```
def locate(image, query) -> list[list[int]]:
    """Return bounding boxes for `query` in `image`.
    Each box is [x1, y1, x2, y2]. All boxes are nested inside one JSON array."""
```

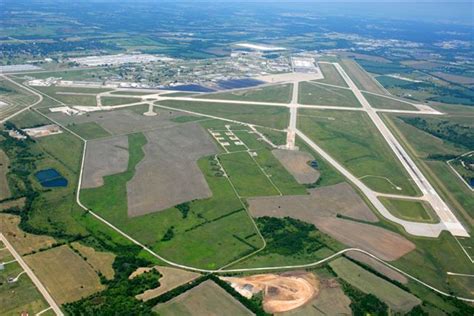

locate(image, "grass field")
[[379, 197, 438, 223], [339, 59, 387, 95], [0, 261, 50, 316], [70, 242, 116, 280], [196, 84, 293, 103], [298, 81, 361, 107], [157, 99, 289, 129], [152, 280, 252, 315], [100, 96, 141, 106], [363, 92, 418, 111], [81, 133, 263, 269], [0, 149, 11, 200], [24, 245, 104, 304], [8, 109, 50, 128], [0, 78, 38, 120], [297, 109, 419, 196], [66, 121, 111, 140], [33, 86, 98, 106], [330, 257, 421, 313], [218, 151, 280, 197], [317, 62, 348, 87]]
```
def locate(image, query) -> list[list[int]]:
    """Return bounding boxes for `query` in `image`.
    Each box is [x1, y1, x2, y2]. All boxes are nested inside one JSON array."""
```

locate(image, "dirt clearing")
[[81, 136, 129, 189], [153, 279, 253, 315], [132, 266, 200, 301], [222, 271, 319, 313], [127, 123, 217, 216], [0, 197, 25, 211], [24, 245, 104, 304], [272, 149, 320, 184]]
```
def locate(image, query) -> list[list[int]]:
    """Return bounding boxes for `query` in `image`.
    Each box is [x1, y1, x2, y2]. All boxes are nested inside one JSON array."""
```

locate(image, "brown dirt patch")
[[0, 197, 25, 211], [0, 213, 56, 255], [81, 136, 129, 189], [133, 266, 200, 301], [0, 149, 11, 200], [24, 245, 104, 304], [346, 252, 408, 284], [70, 242, 116, 280], [222, 271, 319, 313], [126, 123, 217, 217], [248, 182, 377, 222], [272, 149, 320, 184]]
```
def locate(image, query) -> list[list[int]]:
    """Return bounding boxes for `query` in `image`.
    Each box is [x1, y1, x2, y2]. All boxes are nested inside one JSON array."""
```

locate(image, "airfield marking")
[[447, 272, 474, 277]]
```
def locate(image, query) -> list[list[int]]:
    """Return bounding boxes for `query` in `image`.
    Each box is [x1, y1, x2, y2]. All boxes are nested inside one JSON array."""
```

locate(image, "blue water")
[[35, 168, 68, 188]]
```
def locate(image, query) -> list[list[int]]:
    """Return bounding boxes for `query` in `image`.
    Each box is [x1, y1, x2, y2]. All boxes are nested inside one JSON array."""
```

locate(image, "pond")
[[35, 168, 68, 188]]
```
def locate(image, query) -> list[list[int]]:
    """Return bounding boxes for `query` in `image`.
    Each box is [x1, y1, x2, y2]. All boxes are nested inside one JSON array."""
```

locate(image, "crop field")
[[298, 109, 419, 196], [330, 257, 421, 313], [339, 59, 387, 95], [0, 261, 50, 316], [152, 280, 253, 315], [196, 83, 293, 103], [157, 99, 289, 129], [379, 197, 438, 223], [363, 92, 418, 111], [298, 81, 361, 107], [70, 242, 116, 280], [24, 245, 104, 305], [0, 149, 11, 200], [347, 252, 408, 284], [66, 122, 111, 140], [317, 62, 348, 87]]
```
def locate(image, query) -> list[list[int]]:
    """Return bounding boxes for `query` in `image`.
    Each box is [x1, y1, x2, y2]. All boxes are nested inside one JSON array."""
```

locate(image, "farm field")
[[363, 92, 418, 111], [298, 81, 361, 107], [330, 257, 421, 313], [316, 62, 348, 87], [152, 280, 253, 315], [297, 109, 419, 196], [70, 242, 116, 280], [379, 197, 438, 223], [196, 83, 293, 103], [157, 99, 289, 129], [24, 245, 104, 305]]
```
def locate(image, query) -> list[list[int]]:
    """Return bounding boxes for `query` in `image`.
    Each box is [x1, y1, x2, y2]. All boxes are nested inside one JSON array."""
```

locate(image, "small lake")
[[35, 168, 68, 188]]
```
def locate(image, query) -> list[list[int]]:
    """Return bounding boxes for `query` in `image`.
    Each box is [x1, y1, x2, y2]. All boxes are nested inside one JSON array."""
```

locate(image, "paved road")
[[0, 234, 63, 316], [0, 75, 43, 123], [332, 62, 468, 237], [285, 81, 299, 150]]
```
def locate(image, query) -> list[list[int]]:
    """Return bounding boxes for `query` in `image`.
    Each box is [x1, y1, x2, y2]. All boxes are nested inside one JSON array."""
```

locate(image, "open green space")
[[363, 92, 418, 111], [317, 62, 348, 87], [330, 257, 420, 313], [8, 109, 50, 128], [298, 109, 419, 195], [339, 59, 387, 95], [298, 81, 361, 107], [100, 96, 141, 106], [66, 122, 111, 140], [196, 84, 293, 103], [0, 79, 38, 120], [218, 151, 279, 197], [379, 197, 438, 223], [156, 99, 289, 129], [80, 133, 263, 269], [33, 86, 98, 106]]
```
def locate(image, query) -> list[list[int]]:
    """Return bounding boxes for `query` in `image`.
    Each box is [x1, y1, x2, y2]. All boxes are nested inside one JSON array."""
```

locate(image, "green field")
[[157, 99, 289, 129], [298, 109, 419, 195], [66, 122, 111, 140], [339, 59, 387, 95], [363, 92, 418, 111], [317, 63, 348, 87], [298, 81, 361, 107], [0, 78, 38, 120], [218, 151, 279, 197], [100, 96, 141, 106], [330, 257, 421, 313], [33, 86, 98, 106], [379, 197, 438, 223], [80, 133, 263, 269], [196, 84, 293, 103], [8, 109, 50, 128]]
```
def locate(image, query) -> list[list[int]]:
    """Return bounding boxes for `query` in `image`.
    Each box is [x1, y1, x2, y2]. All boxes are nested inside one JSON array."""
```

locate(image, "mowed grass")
[[157, 99, 289, 129], [379, 197, 438, 223], [330, 257, 421, 313], [317, 62, 348, 87], [298, 81, 361, 107], [100, 96, 141, 106], [219, 151, 279, 197], [8, 109, 50, 128], [33, 86, 98, 106], [0, 261, 50, 316], [66, 121, 111, 140], [197, 83, 293, 103], [339, 59, 387, 95], [24, 245, 104, 304], [152, 280, 252, 316], [298, 109, 419, 195], [363, 92, 417, 111], [81, 133, 263, 269]]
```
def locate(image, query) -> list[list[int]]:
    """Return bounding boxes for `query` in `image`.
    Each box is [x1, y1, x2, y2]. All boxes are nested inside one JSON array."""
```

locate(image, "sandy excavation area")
[[249, 182, 415, 261], [127, 123, 217, 217], [222, 271, 319, 314], [272, 149, 320, 184], [81, 136, 129, 188]]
